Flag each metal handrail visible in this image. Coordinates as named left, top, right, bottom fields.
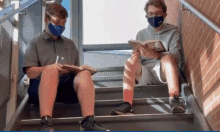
left=179, top=0, right=220, bottom=35
left=0, top=0, right=38, bottom=24
left=3, top=94, right=29, bottom=131
left=0, top=4, right=14, bottom=17
left=83, top=43, right=131, bottom=51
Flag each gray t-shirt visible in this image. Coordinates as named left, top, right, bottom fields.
left=23, top=31, right=80, bottom=74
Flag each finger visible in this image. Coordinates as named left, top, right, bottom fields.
left=56, top=63, right=63, bottom=67
left=79, top=67, right=83, bottom=70
left=133, top=52, right=140, bottom=56
left=56, top=66, right=63, bottom=71
left=140, top=48, right=145, bottom=53
left=60, top=69, right=69, bottom=73
left=141, top=47, right=150, bottom=52
left=132, top=53, right=140, bottom=58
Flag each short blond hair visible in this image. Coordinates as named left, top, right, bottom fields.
left=144, top=0, right=167, bottom=13
left=45, top=3, right=68, bottom=20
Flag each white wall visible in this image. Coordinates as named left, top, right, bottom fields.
left=83, top=0, right=149, bottom=45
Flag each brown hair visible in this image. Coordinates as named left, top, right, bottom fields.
left=144, top=0, right=167, bottom=13
left=45, top=3, right=68, bottom=20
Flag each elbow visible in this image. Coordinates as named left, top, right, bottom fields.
left=26, top=71, right=34, bottom=79
left=25, top=67, right=36, bottom=79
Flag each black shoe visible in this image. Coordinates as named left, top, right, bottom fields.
left=110, top=102, right=133, bottom=115
left=40, top=116, right=55, bottom=131
left=169, top=95, right=186, bottom=113
left=80, top=115, right=110, bottom=131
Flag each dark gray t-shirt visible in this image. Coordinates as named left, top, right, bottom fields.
left=23, top=31, right=80, bottom=74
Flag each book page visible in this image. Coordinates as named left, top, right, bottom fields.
left=61, top=64, right=97, bottom=75
left=128, top=40, right=143, bottom=50
left=144, top=40, right=166, bottom=52
left=81, top=65, right=97, bottom=75
left=128, top=39, right=166, bottom=52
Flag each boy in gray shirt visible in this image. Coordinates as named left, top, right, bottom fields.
left=23, top=3, right=109, bottom=131
left=111, top=0, right=186, bottom=115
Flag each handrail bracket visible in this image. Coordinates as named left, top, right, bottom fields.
left=181, top=4, right=192, bottom=14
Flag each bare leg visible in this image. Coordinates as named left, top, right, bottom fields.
left=74, top=70, right=94, bottom=118
left=123, top=58, right=142, bottom=105
left=39, top=67, right=59, bottom=118
left=161, top=54, right=180, bottom=97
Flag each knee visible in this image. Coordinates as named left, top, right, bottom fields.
left=76, top=70, right=91, bottom=77
left=161, top=54, right=176, bottom=65
left=42, top=66, right=59, bottom=76
left=74, top=70, right=93, bottom=90
left=75, top=70, right=92, bottom=84
left=126, top=58, right=136, bottom=67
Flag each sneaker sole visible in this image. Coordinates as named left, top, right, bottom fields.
left=110, top=109, right=134, bottom=115
left=171, top=105, right=186, bottom=113
left=80, top=125, right=110, bottom=131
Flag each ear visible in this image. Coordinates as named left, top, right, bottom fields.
left=44, top=17, right=49, bottom=24
left=163, top=13, right=167, bottom=18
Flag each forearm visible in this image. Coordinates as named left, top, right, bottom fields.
left=167, top=51, right=181, bottom=63
left=26, top=66, right=47, bottom=79
left=156, top=52, right=161, bottom=59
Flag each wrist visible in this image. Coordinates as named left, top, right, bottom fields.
left=157, top=53, right=162, bottom=60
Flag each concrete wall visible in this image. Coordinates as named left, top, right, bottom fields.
left=165, top=0, right=220, bottom=130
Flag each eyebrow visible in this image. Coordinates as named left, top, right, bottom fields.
left=148, top=11, right=163, bottom=13
left=51, top=17, right=67, bottom=23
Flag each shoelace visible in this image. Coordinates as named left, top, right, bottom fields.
left=41, top=117, right=53, bottom=127
left=92, top=120, right=102, bottom=127
left=174, top=95, right=185, bottom=104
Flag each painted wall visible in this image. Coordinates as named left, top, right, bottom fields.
left=165, top=0, right=220, bottom=130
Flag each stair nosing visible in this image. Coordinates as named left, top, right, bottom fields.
left=92, top=75, right=123, bottom=78
left=95, top=97, right=171, bottom=105
left=20, top=113, right=193, bottom=125
left=95, top=85, right=168, bottom=92
left=29, top=97, right=174, bottom=107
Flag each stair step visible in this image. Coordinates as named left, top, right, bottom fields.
left=92, top=75, right=123, bottom=82
left=95, top=66, right=124, bottom=72
left=95, top=85, right=169, bottom=100
left=19, top=113, right=196, bottom=131
left=20, top=97, right=188, bottom=120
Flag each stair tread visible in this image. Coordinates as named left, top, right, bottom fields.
left=22, top=97, right=185, bottom=119
left=95, top=85, right=167, bottom=92
left=21, top=113, right=193, bottom=125
left=29, top=97, right=173, bottom=107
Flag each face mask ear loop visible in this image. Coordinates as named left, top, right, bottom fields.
left=158, top=33, right=159, bottom=41
left=150, top=26, right=152, bottom=40
left=148, top=18, right=151, bottom=40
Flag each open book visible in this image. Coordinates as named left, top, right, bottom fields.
left=128, top=40, right=166, bottom=52
left=61, top=64, right=97, bottom=75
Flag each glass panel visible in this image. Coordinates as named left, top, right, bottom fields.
left=83, top=0, right=149, bottom=45
left=61, top=0, right=70, bottom=38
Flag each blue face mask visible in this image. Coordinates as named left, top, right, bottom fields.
left=147, top=16, right=164, bottom=28
left=48, top=22, right=65, bottom=37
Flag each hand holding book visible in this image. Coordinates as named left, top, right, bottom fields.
left=139, top=46, right=161, bottom=59
left=61, top=64, right=97, bottom=75
left=128, top=39, right=166, bottom=52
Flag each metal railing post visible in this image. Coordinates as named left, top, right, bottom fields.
left=6, top=0, right=20, bottom=125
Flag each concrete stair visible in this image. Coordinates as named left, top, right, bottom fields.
left=19, top=113, right=194, bottom=131
left=6, top=67, right=210, bottom=131
left=17, top=85, right=201, bottom=131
